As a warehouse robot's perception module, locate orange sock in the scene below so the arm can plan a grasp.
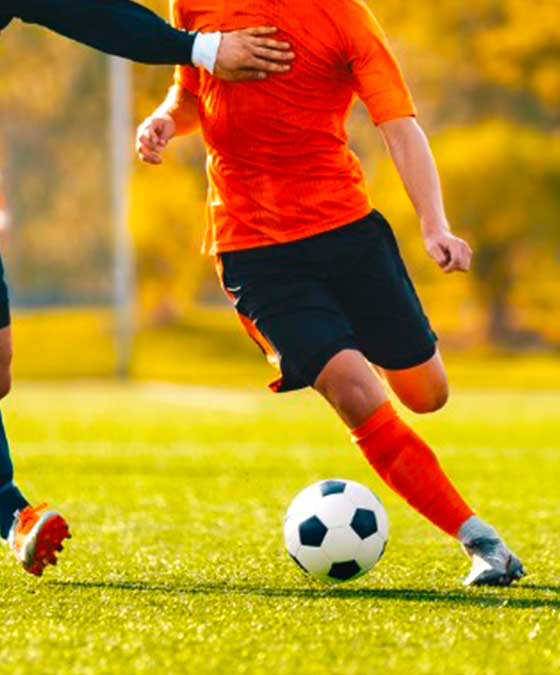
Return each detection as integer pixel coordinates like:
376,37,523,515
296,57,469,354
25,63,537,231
352,402,474,537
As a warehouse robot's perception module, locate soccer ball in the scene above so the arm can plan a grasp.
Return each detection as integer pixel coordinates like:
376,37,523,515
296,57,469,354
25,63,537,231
284,479,389,584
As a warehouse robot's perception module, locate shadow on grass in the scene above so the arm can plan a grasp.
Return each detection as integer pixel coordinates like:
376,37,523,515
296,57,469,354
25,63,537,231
48,579,560,610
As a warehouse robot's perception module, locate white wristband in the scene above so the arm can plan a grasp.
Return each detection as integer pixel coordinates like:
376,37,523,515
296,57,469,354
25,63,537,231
192,32,222,74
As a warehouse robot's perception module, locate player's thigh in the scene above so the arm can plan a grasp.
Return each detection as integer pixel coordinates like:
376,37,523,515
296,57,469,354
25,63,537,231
328,212,440,399
218,245,358,394
382,349,449,414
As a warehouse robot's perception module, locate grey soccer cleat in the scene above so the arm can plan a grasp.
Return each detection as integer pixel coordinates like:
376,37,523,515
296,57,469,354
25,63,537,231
462,537,526,587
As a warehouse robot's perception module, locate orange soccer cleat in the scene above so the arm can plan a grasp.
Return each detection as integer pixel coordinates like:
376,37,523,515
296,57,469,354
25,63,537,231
8,503,71,577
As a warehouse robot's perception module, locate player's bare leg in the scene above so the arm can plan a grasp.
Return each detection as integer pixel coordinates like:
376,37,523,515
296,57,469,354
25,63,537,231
381,350,449,415
314,349,387,429
0,326,70,576
314,349,525,586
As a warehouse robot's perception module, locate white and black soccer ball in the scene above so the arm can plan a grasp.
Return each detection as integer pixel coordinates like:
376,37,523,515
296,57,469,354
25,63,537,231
284,479,389,584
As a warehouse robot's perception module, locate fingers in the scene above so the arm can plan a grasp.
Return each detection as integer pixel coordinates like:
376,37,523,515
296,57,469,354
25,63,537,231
139,128,167,153
250,44,294,62
442,239,473,273
426,233,472,274
427,242,450,269
216,28,294,80
136,136,163,164
137,144,162,165
136,128,163,164
245,26,278,37
249,36,292,51
246,55,292,73
135,116,175,165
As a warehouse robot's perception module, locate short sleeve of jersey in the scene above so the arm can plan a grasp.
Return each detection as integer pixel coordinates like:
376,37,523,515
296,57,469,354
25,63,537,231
341,0,416,125
170,0,200,96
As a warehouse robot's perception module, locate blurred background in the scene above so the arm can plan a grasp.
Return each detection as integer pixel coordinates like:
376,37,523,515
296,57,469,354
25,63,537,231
0,0,559,387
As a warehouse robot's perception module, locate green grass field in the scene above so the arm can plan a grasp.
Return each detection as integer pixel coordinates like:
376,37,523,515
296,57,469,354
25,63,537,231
0,379,558,674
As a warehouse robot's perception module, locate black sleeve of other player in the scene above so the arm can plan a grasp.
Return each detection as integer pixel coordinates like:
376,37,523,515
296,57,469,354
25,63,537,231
0,14,12,32
7,0,196,65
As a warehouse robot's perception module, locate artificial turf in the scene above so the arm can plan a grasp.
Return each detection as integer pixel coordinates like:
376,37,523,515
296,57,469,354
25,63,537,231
0,381,558,674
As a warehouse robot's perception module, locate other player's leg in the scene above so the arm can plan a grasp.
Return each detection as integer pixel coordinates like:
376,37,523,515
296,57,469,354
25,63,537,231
0,326,29,538
0,264,70,576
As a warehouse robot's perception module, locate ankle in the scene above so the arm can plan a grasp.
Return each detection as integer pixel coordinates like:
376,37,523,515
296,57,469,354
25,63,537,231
457,515,500,545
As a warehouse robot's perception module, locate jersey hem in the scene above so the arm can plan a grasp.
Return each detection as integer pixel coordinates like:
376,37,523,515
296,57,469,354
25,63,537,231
205,205,374,255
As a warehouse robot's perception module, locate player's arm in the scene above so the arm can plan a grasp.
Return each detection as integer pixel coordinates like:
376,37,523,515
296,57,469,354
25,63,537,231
11,0,293,79
136,84,198,165
379,118,472,273
344,3,471,274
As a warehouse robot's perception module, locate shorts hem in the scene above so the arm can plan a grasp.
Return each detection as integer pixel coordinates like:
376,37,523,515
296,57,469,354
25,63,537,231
272,335,359,393
373,341,438,371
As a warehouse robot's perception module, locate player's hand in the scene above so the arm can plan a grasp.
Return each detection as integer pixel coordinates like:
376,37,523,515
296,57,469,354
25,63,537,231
215,27,294,82
423,228,473,273
136,114,176,165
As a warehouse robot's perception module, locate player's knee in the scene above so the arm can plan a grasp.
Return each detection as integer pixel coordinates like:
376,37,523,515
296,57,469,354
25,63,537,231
316,371,375,421
402,384,449,414
334,380,374,419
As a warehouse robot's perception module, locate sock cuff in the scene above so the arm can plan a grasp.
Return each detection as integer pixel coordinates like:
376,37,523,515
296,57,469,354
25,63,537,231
351,401,397,443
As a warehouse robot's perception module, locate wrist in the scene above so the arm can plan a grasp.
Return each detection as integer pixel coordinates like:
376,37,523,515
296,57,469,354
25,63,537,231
152,109,175,126
421,217,450,236
192,31,222,74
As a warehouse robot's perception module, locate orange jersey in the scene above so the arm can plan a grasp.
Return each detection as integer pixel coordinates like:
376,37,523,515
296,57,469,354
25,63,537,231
171,0,416,254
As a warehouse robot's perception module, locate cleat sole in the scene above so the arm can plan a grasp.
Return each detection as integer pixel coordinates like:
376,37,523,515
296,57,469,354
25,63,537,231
22,514,71,577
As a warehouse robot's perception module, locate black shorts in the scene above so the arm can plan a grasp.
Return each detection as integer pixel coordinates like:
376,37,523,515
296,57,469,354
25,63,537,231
218,210,437,392
0,255,10,329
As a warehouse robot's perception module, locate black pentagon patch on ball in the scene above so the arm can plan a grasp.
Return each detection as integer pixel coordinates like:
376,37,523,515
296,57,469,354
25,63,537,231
328,560,362,581
290,553,308,574
319,480,346,497
299,516,328,547
350,508,378,539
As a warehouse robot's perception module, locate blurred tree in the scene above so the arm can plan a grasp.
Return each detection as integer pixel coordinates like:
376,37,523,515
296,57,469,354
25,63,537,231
0,24,111,304
475,0,560,117
131,151,207,321
375,0,560,129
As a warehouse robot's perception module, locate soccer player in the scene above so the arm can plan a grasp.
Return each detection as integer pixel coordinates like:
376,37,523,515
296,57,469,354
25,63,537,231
1,0,295,80
137,0,525,586
0,1,294,577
